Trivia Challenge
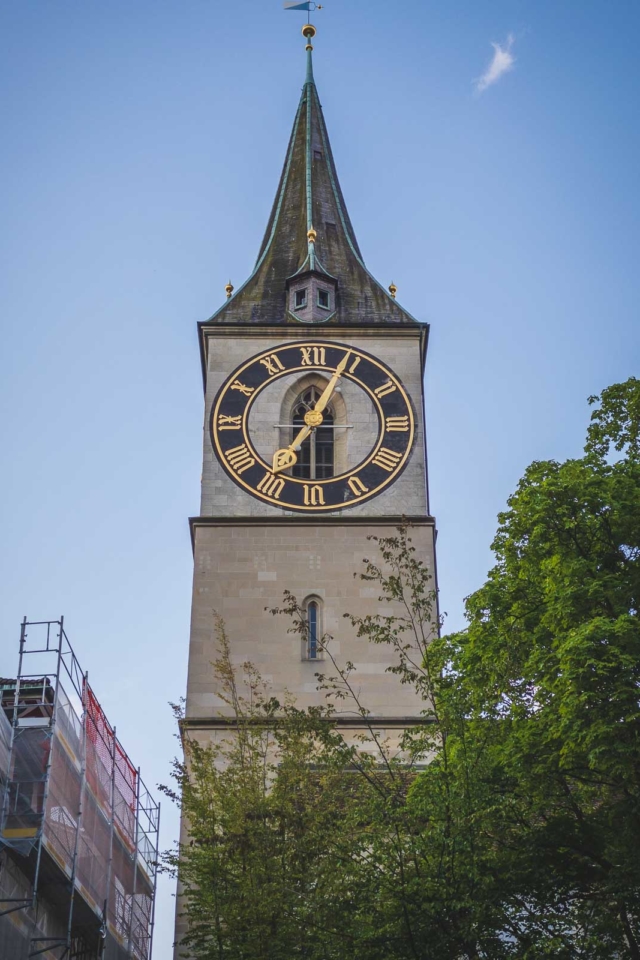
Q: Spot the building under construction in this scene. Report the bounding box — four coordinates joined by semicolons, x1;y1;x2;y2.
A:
0;619;160;959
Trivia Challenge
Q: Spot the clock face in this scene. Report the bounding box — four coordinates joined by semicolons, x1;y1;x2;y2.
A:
211;340;414;512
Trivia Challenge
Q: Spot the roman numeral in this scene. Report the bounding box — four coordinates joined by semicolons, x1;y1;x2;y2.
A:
217;415;242;431
300;346;326;367
257;472;285;500
260;353;285;377
347;476;369;497
348;356;361;375
374;380;397;399
231;380;254;397
225;444;255;475
372;447;402;472
303;484;325;506
385;416;409;433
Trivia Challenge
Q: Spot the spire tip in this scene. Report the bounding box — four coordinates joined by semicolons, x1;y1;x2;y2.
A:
303;22;315;83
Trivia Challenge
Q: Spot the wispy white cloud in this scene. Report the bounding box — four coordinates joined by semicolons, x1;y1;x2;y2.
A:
474;35;515;95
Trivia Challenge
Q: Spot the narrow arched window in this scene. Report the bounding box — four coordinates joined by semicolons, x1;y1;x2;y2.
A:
291;386;334;480
307;600;319;660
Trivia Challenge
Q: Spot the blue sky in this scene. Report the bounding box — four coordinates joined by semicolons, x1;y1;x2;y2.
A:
1;0;639;955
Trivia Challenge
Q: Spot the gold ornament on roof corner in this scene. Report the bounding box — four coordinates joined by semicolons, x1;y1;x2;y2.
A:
389;282;397;299
307;226;317;244
225;281;234;299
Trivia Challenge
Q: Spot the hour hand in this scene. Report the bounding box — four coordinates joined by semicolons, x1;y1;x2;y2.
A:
272;424;312;474
272;448;298;474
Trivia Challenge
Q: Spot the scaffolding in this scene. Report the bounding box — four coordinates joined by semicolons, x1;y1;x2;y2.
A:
0;619;160;960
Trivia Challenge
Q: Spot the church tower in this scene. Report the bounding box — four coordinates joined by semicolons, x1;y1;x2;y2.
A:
181;18;436;790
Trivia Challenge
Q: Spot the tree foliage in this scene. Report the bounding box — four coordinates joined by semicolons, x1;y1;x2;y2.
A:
164;379;640;959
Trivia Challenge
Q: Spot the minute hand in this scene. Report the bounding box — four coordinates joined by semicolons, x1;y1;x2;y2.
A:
271;350;352;475
289;351;351;455
313;350;352;415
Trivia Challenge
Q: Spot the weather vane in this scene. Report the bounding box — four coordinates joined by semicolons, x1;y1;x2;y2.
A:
283;1;324;20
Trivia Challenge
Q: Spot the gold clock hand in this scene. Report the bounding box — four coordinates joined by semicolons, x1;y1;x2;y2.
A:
272;423;312;474
291;422;313;451
313;350;351;415
272;350;352;474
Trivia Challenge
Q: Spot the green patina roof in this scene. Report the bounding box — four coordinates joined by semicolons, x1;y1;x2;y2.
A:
206;42;418;326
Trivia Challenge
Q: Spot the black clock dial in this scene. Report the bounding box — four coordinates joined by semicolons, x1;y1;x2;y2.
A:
211;340;415;512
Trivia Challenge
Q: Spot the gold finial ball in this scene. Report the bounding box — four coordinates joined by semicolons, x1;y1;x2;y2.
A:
225;280;234;299
302;23;316;40
389;282;397;299
307;226;317;244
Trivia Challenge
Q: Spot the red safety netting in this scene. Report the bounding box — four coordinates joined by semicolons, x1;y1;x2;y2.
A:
85;685;137;845
44;682;150;956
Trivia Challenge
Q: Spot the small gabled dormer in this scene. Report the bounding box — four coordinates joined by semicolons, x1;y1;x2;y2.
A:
287;230;338;322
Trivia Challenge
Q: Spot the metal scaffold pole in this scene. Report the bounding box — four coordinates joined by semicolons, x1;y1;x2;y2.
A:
148;801;161;960
100;722;117;959
28;618;71;958
0;617;31;919
62;671;90;956
33;619;64;916
128;767;141;958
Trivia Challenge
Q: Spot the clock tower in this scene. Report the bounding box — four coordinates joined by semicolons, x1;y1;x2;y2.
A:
181;22;436;774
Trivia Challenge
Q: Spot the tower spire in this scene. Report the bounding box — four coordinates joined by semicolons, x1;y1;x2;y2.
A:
205;25;417;326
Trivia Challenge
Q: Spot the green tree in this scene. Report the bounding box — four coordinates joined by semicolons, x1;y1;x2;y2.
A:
415;375;640;956
165;378;640;960
162;617;372;959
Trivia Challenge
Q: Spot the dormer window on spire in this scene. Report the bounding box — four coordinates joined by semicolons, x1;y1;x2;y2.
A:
288;273;336;322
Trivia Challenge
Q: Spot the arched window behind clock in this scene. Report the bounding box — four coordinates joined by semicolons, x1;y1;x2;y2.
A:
291;386;334;479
